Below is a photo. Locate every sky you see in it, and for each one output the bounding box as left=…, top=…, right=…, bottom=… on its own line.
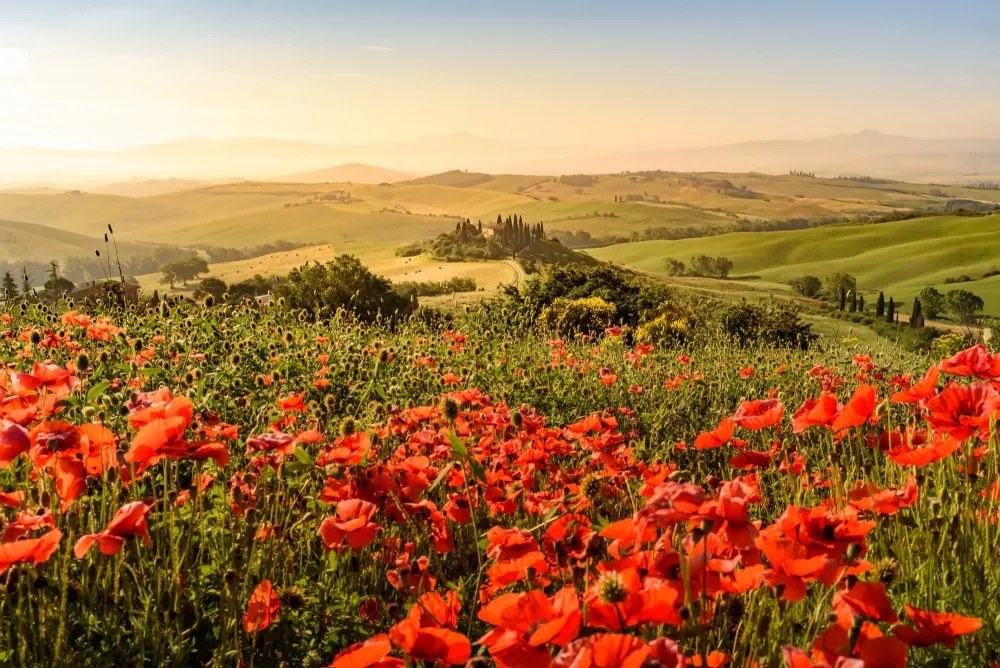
left=1, top=0, right=998, bottom=151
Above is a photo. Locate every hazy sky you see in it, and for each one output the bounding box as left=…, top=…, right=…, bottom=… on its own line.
left=1, top=0, right=998, bottom=150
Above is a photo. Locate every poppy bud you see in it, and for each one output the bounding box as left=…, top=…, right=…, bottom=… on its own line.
left=442, top=398, right=459, bottom=422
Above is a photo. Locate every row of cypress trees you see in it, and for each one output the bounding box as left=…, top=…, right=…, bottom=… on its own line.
left=838, top=288, right=924, bottom=327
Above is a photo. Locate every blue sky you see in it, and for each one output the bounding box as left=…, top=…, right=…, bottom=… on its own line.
left=1, top=1, right=997, bottom=149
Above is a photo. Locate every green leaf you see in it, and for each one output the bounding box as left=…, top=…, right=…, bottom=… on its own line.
left=448, top=432, right=467, bottom=459
left=85, top=380, right=110, bottom=405
left=467, top=458, right=487, bottom=485
left=294, top=446, right=314, bottom=467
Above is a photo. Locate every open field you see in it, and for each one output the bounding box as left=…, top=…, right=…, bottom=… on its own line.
left=589, top=213, right=1000, bottom=314
left=2, top=171, right=998, bottom=266
left=0, top=291, right=995, bottom=665
left=135, top=243, right=520, bottom=298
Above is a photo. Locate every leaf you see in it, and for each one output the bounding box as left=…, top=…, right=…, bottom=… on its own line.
left=427, top=462, right=454, bottom=494
left=448, top=432, right=467, bottom=459
left=294, top=447, right=314, bottom=467
left=467, top=458, right=487, bottom=485
left=86, top=380, right=110, bottom=404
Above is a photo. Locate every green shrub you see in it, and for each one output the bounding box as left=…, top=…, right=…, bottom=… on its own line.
left=718, top=301, right=815, bottom=349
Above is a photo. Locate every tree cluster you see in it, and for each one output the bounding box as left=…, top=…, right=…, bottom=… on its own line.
left=160, top=257, right=209, bottom=288
left=662, top=255, right=734, bottom=278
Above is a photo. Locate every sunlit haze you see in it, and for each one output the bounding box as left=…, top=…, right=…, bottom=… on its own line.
left=2, top=0, right=999, bottom=153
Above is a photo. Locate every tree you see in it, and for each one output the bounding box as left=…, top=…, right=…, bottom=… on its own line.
left=21, top=268, right=30, bottom=295
left=689, top=255, right=715, bottom=277
left=713, top=257, right=734, bottom=279
left=918, top=287, right=945, bottom=320
left=876, top=292, right=885, bottom=318
left=663, top=259, right=686, bottom=276
left=274, top=254, right=413, bottom=323
left=789, top=276, right=822, bottom=298
left=193, top=277, right=228, bottom=301
left=858, top=294, right=865, bottom=312
left=43, top=261, right=74, bottom=295
left=910, top=297, right=923, bottom=328
left=825, top=273, right=857, bottom=302
left=160, top=257, right=209, bottom=287
left=849, top=290, right=857, bottom=313
left=1, top=272, right=17, bottom=299
left=839, top=287, right=846, bottom=312
left=946, top=289, right=984, bottom=326
left=885, top=297, right=895, bottom=323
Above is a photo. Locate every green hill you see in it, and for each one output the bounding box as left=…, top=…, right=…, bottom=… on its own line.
left=588, top=213, right=1000, bottom=314
left=0, top=219, right=153, bottom=263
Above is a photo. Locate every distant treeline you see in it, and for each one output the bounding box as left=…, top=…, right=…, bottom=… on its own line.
left=4, top=239, right=313, bottom=286
left=394, top=277, right=477, bottom=299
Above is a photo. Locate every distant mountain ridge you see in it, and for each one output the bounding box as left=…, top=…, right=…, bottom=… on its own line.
left=1, top=130, right=999, bottom=187
left=274, top=163, right=417, bottom=184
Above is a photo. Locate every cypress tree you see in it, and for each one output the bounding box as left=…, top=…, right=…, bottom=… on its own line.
left=1, top=271, right=17, bottom=299
left=849, top=291, right=857, bottom=313
left=910, top=297, right=922, bottom=328
left=858, top=295, right=865, bottom=312
left=886, top=297, right=895, bottom=323
left=839, top=287, right=846, bottom=311
left=21, top=269, right=30, bottom=295
left=876, top=292, right=885, bottom=317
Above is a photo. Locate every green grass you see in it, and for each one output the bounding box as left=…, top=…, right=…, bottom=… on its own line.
left=0, top=219, right=154, bottom=264
left=588, top=213, right=1000, bottom=314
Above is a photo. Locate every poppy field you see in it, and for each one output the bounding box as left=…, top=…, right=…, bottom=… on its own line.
left=0, top=298, right=997, bottom=667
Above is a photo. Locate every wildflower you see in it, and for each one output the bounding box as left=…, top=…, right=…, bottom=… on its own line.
left=74, top=501, right=153, bottom=557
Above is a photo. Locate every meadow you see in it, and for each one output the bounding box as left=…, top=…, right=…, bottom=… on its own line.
left=589, top=213, right=1000, bottom=315
left=2, top=170, right=997, bottom=275
left=0, top=286, right=996, bottom=666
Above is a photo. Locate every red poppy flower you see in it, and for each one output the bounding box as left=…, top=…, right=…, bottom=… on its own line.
left=0, top=421, right=29, bottom=467
left=74, top=501, right=153, bottom=558
left=731, top=399, right=784, bottom=430
left=792, top=393, right=840, bottom=433
left=478, top=587, right=581, bottom=667
left=831, top=385, right=877, bottom=431
left=847, top=477, right=919, bottom=515
left=0, top=490, right=24, bottom=508
left=694, top=418, right=735, bottom=450
left=890, top=366, right=940, bottom=404
left=892, top=605, right=982, bottom=647
left=329, top=634, right=403, bottom=667
left=0, top=528, right=62, bottom=574
left=885, top=430, right=961, bottom=467
left=925, top=382, right=1000, bottom=441
left=276, top=391, right=307, bottom=413
left=319, top=499, right=381, bottom=550
left=242, top=579, right=281, bottom=633
left=389, top=593, right=471, bottom=666
left=939, top=344, right=1000, bottom=379
left=833, top=580, right=898, bottom=623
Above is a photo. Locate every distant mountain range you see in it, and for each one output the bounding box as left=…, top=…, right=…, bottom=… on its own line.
left=1, top=130, right=999, bottom=188
left=274, top=163, right=416, bottom=184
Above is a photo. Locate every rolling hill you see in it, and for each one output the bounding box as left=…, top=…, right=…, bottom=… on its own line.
left=588, top=213, right=1000, bottom=314
left=276, top=164, right=416, bottom=184
left=0, top=219, right=154, bottom=264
